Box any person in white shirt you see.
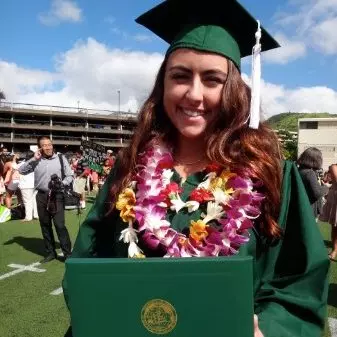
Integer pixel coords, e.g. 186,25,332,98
18,151,38,221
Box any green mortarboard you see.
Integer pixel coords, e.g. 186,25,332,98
136,0,280,70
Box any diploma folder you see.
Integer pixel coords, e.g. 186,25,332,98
66,256,253,337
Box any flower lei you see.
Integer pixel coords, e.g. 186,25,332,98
116,144,264,258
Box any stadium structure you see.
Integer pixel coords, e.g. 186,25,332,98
0,102,138,153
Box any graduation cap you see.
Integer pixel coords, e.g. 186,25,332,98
136,0,281,129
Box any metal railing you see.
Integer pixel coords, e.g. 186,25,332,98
0,120,134,135
0,101,138,119
4,133,131,143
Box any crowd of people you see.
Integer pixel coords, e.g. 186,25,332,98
69,149,114,208
0,144,115,216
0,142,116,263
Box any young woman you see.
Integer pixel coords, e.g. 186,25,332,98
320,164,337,260
63,1,329,336
3,153,21,209
297,147,329,218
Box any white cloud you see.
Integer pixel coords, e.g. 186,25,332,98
275,0,337,55
242,73,337,117
311,17,337,54
260,83,337,117
1,38,337,117
39,0,82,26
0,39,163,113
283,86,337,113
55,38,163,109
0,61,58,98
263,33,307,64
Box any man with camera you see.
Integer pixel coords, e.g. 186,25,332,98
19,136,73,263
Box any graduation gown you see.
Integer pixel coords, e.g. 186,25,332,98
63,160,329,337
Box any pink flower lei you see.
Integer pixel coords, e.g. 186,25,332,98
117,143,264,258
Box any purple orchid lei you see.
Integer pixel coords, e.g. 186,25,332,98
117,143,264,258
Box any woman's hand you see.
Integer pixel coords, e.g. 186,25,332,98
254,315,264,337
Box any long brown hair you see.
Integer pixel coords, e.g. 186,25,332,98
109,56,282,239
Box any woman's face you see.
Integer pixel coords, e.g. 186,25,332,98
163,48,228,140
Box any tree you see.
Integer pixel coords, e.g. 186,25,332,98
276,129,298,161
0,90,5,101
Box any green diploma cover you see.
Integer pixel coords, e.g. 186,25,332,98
66,256,253,337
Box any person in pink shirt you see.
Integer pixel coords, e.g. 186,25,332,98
3,153,21,208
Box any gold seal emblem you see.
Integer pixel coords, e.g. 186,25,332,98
141,299,177,334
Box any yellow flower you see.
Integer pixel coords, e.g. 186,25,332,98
189,220,208,243
221,170,236,195
220,170,237,182
210,170,236,192
133,253,146,258
116,188,136,222
225,187,234,195
210,177,224,190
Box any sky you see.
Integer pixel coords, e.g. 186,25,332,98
1,0,337,117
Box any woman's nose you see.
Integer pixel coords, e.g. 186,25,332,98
185,78,203,103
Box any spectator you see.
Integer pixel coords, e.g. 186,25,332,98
0,147,6,204
3,153,20,209
320,164,337,261
297,147,328,218
19,136,73,263
322,170,332,188
18,151,38,221
73,150,89,209
106,149,115,167
90,170,99,194
98,158,111,190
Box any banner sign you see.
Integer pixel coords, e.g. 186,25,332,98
80,140,106,173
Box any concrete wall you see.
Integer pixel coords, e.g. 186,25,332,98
298,118,337,170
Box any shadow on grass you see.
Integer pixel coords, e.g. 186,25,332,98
328,283,337,308
3,236,60,257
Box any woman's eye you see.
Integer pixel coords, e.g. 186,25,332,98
171,73,189,80
206,77,224,84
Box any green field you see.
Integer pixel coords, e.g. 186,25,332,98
0,200,336,337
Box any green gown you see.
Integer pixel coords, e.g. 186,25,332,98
63,160,329,337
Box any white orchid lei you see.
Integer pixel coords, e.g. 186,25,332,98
116,143,264,258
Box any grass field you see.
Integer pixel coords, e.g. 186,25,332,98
0,199,336,337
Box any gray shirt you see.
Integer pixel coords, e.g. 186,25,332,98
19,153,73,192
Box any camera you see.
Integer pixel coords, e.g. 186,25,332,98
48,174,64,193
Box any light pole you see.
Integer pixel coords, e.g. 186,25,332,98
117,90,122,144
117,90,120,114
77,100,80,112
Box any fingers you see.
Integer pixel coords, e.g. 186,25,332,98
254,314,259,329
34,149,42,159
254,315,264,337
